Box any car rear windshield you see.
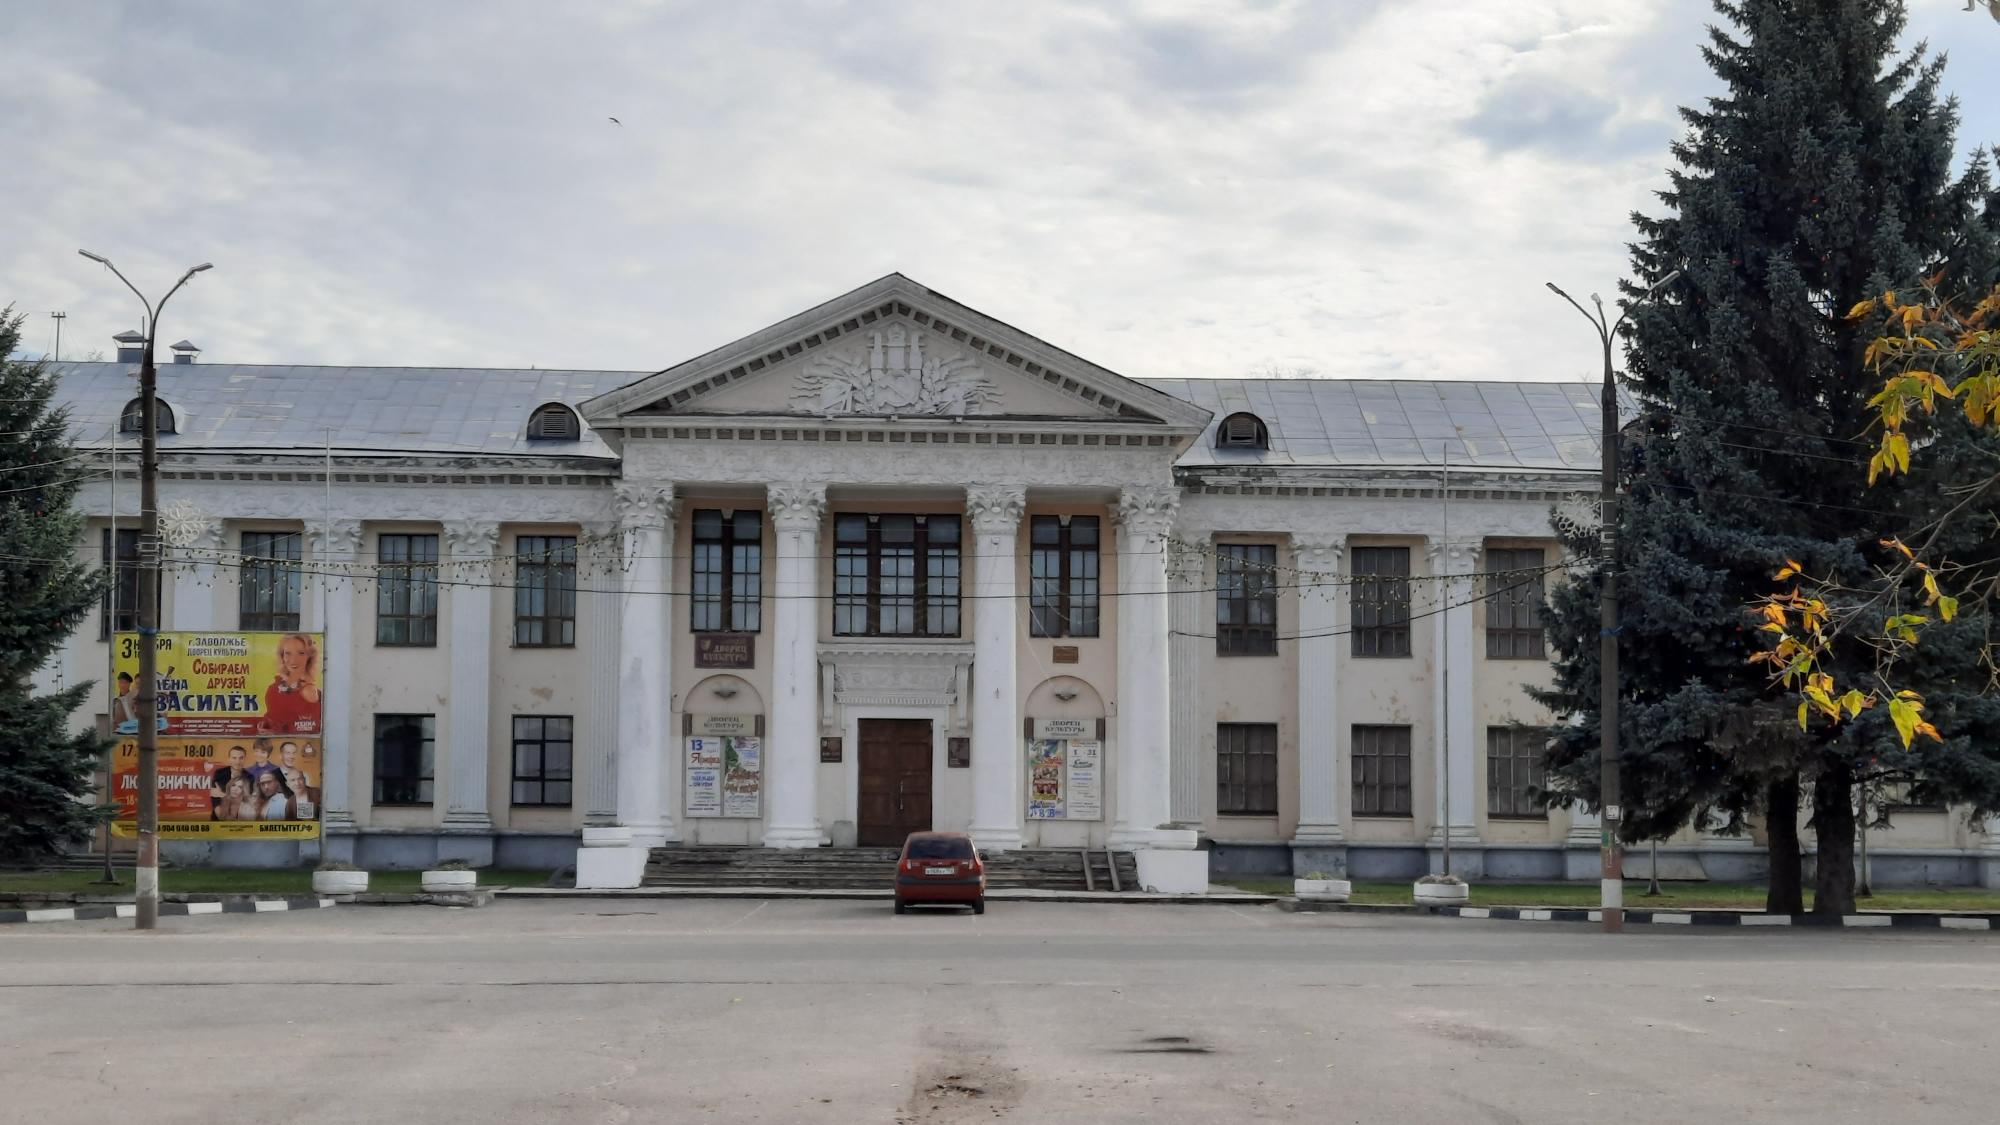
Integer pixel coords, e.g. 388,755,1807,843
907,836,974,860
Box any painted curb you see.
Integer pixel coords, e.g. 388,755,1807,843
0,896,336,926
496,886,1281,905
1285,900,1998,930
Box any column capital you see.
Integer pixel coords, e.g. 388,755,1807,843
612,480,677,530
1426,535,1484,573
442,519,502,558
1292,533,1345,569
767,482,828,532
1115,486,1180,539
307,519,366,560
965,484,1027,534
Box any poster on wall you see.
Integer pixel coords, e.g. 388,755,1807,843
1026,740,1066,819
111,736,323,838
1065,739,1103,820
1025,722,1104,822
111,631,325,838
113,631,326,737
685,737,723,817
721,736,762,818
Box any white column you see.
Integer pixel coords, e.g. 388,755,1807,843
1293,535,1344,844
1110,486,1178,850
967,485,1026,852
441,519,499,832
582,520,622,825
1167,539,1206,826
613,483,675,847
1981,814,2000,890
763,483,826,848
315,520,363,831
168,523,222,631
1429,536,1480,844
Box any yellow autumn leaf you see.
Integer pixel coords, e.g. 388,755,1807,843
1797,701,1809,731
1939,595,1958,622
1888,697,1918,747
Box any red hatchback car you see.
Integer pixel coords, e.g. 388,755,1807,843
894,832,986,914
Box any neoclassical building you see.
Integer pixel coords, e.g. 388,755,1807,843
42,274,2000,887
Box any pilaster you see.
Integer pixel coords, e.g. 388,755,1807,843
312,519,365,832
581,520,622,826
1293,534,1345,845
1166,538,1206,827
441,519,500,835
1427,536,1481,847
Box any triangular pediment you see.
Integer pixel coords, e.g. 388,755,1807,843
581,274,1211,433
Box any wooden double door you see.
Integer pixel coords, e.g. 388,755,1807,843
857,718,932,848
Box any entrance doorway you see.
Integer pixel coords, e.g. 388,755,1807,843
857,718,933,847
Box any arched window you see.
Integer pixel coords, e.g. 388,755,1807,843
1216,411,1268,450
526,403,581,441
119,398,176,435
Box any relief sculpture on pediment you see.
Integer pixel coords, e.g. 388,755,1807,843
792,324,999,416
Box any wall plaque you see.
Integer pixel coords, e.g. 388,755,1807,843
691,713,754,738
948,737,971,769
1052,645,1079,664
695,633,755,669
1034,717,1092,741
820,736,842,764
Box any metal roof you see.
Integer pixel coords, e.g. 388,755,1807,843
46,361,635,461
1142,378,1608,472
44,360,1606,473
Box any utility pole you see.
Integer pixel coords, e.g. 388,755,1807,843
50,310,65,361
78,250,211,931
1545,269,1679,935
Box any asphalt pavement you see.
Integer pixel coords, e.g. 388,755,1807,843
3,899,1995,1124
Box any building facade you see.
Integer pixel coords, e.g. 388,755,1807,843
41,275,2000,886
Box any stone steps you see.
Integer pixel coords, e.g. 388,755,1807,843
643,846,1139,892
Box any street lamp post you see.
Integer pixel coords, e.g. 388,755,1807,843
1544,269,1678,935
78,250,211,932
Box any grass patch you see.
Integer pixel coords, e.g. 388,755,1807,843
1211,877,2000,912
0,868,556,895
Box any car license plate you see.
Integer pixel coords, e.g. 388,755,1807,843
924,866,956,876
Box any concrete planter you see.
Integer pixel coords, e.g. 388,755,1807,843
311,870,368,896
1294,878,1351,902
421,870,478,893
580,826,635,849
1414,880,1471,906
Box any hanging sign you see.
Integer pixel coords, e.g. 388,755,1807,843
1034,718,1092,741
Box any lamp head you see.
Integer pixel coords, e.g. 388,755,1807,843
77,249,109,265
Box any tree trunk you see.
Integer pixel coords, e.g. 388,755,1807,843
1765,777,1804,914
1813,761,1857,917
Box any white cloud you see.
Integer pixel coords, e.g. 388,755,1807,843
2,0,1994,387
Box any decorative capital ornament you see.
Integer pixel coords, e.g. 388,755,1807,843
766,483,828,532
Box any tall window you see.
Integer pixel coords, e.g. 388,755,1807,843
376,533,439,646
691,510,763,633
1487,725,1547,818
100,527,146,637
1215,543,1278,656
1216,722,1279,815
515,535,577,647
1485,547,1546,659
1351,546,1411,658
833,514,961,637
240,531,303,631
1030,516,1100,638
511,715,573,806
373,714,434,805
1352,725,1413,817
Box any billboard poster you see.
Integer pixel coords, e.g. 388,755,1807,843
1065,739,1103,821
1026,739,1066,819
721,736,762,818
111,735,323,838
685,737,723,817
113,632,326,737
112,631,325,838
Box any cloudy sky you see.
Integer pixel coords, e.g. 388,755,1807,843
5,1,1996,385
